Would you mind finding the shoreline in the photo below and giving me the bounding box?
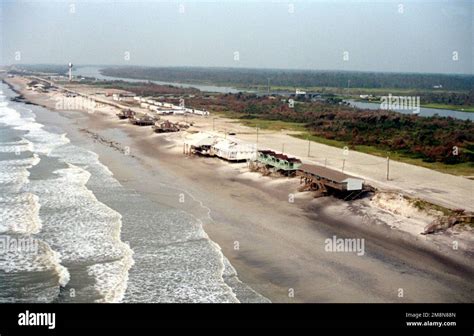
[3,76,473,302]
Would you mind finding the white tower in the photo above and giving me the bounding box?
[68,62,73,81]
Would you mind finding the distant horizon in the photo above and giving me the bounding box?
[5,63,474,77]
[2,1,472,75]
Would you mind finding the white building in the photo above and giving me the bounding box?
[156,109,175,115]
[185,108,210,116]
[211,138,257,161]
[184,132,255,161]
[184,132,217,155]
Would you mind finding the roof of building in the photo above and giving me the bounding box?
[104,89,135,96]
[298,164,363,183]
[258,150,302,163]
[184,132,216,147]
[213,138,256,152]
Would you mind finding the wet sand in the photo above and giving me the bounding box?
[3,76,474,302]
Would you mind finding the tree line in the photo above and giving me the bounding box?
[101,66,474,91]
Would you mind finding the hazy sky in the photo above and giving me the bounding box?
[1,0,472,74]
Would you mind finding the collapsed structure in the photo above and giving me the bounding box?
[129,114,157,126]
[116,109,135,119]
[153,120,181,133]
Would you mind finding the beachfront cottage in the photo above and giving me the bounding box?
[257,150,302,173]
[129,114,157,126]
[183,133,216,156]
[156,109,175,115]
[153,120,180,133]
[171,107,186,115]
[183,133,256,161]
[211,139,257,161]
[185,108,210,116]
[104,89,135,100]
[116,109,135,119]
[297,164,365,198]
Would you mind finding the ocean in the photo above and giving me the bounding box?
[0,82,267,303]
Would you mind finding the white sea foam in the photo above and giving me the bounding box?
[87,253,134,303]
[0,88,132,302]
[0,193,42,234]
[0,237,70,286]
[0,85,263,303]
[0,104,70,155]
[0,93,70,297]
[25,161,134,302]
[30,164,131,260]
[0,156,38,190]
[0,138,34,153]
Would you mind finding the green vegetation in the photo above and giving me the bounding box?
[101,66,474,110]
[219,113,307,133]
[84,79,200,95]
[421,104,474,113]
[214,112,474,176]
[408,197,457,216]
[193,93,474,176]
[102,66,474,91]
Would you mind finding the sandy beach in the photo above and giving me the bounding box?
[3,75,473,303]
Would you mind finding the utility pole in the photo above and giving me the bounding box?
[307,136,311,157]
[256,127,259,148]
[68,62,73,81]
[386,156,390,180]
[342,159,345,172]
